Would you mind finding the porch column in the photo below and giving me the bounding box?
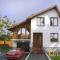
[12,41,17,48]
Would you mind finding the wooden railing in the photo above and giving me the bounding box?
[18,34,30,39]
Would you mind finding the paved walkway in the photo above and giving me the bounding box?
[27,53,48,60]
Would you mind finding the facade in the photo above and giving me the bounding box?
[8,5,60,53]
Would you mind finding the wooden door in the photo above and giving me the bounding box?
[32,33,43,53]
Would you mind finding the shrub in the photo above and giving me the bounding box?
[0,44,12,53]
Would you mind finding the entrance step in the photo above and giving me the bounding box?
[32,47,44,54]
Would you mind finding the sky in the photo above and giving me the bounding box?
[0,0,60,23]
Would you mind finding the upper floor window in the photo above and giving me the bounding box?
[37,17,45,26]
[50,17,58,26]
[50,33,58,42]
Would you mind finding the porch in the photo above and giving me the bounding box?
[8,20,31,52]
[10,20,31,39]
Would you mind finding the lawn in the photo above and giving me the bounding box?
[51,56,60,60]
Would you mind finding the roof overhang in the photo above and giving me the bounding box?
[8,19,31,31]
[8,5,60,31]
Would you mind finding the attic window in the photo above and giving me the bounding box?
[37,17,45,26]
[50,17,58,26]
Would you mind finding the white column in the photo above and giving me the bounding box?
[12,41,17,48]
[30,33,33,51]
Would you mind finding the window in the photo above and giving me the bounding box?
[37,17,45,26]
[50,33,58,42]
[50,17,58,26]
[18,28,30,39]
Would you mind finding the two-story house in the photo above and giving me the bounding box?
[8,5,60,53]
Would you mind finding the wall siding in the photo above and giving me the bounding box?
[31,9,60,48]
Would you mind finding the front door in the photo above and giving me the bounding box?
[32,33,43,53]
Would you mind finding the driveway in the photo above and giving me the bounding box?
[0,53,28,60]
[0,54,7,60]
[27,53,49,60]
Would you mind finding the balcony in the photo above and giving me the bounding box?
[11,27,31,40]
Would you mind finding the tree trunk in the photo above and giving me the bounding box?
[4,41,6,45]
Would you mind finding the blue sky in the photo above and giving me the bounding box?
[0,0,60,23]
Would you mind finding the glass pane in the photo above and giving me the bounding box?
[26,29,29,39]
[51,18,54,20]
[40,18,44,23]
[54,18,57,26]
[50,17,58,26]
[40,22,44,26]
[40,18,44,26]
[22,28,25,35]
[18,29,21,34]
[50,33,58,42]
[51,18,54,25]
[50,19,54,26]
[54,34,57,38]
[37,17,44,26]
[26,30,29,35]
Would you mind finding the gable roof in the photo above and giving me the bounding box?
[27,5,60,19]
[8,5,60,31]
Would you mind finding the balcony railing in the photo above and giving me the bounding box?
[18,34,30,39]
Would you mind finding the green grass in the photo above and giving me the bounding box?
[51,56,60,60]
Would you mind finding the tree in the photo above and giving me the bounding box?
[0,16,11,45]
[3,16,11,28]
[12,20,16,26]
[0,34,10,44]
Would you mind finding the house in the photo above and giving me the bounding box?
[8,5,60,53]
